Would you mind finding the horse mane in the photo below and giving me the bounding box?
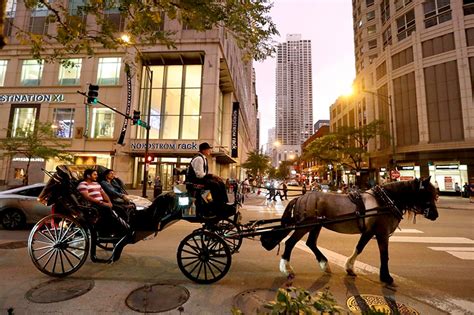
[381,179,420,212]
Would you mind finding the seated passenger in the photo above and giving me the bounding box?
[78,168,130,235]
[187,142,230,212]
[100,169,130,204]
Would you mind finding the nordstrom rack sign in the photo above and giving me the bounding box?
[0,94,65,103]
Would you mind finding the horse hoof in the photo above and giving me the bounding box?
[346,269,357,277]
[319,261,331,273]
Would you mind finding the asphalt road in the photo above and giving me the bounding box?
[0,193,472,314]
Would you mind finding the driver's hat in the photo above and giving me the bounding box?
[199,142,213,151]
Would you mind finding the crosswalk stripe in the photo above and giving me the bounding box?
[445,251,474,260]
[390,236,474,244]
[428,247,474,251]
[393,228,424,233]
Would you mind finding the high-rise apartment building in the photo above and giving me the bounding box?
[330,0,474,191]
[275,34,313,146]
[0,3,257,189]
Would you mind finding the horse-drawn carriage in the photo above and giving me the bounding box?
[28,165,439,285]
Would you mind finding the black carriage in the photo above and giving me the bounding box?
[28,165,242,284]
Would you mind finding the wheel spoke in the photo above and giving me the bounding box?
[181,248,201,256]
[52,250,59,273]
[182,258,201,268]
[41,249,56,271]
[58,249,66,274]
[35,246,55,260]
[64,248,84,261]
[33,244,54,251]
[62,249,76,269]
[58,219,73,243]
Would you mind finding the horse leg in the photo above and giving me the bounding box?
[305,226,331,273]
[280,228,309,277]
[345,231,374,277]
[376,234,393,284]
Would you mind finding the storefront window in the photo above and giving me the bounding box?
[58,58,82,85]
[11,106,38,137]
[0,60,7,86]
[97,57,121,85]
[14,168,25,179]
[21,59,43,86]
[139,64,202,140]
[90,108,114,138]
[53,108,75,138]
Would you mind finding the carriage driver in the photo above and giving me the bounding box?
[187,142,229,209]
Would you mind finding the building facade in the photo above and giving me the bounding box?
[330,0,474,191]
[0,1,258,190]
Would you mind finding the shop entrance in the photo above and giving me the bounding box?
[136,157,192,191]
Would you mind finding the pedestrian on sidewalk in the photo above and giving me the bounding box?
[153,176,162,198]
[455,182,461,196]
[462,182,469,198]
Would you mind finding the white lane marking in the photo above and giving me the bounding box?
[393,228,423,233]
[390,236,474,244]
[293,241,472,314]
[428,247,474,252]
[428,247,474,260]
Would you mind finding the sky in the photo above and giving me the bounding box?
[255,0,355,146]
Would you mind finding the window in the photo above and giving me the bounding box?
[4,0,16,37]
[139,64,202,140]
[380,0,390,24]
[90,108,114,138]
[0,60,7,86]
[393,72,419,146]
[10,105,39,138]
[465,0,474,15]
[424,0,451,28]
[53,108,75,138]
[29,4,49,34]
[376,61,387,80]
[68,0,87,28]
[366,0,374,7]
[422,33,454,57]
[382,27,392,48]
[367,10,375,21]
[97,57,121,85]
[104,5,125,32]
[368,39,377,49]
[392,46,414,69]
[395,0,413,11]
[58,58,82,85]
[21,59,43,86]
[367,25,376,35]
[397,9,416,41]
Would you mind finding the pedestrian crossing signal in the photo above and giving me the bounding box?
[87,84,99,104]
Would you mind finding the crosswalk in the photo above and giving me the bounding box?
[242,200,474,261]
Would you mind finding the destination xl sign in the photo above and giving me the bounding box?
[0,94,65,103]
[130,141,198,151]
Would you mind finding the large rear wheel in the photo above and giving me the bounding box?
[177,230,231,284]
[28,214,89,277]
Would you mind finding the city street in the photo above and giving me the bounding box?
[0,193,473,314]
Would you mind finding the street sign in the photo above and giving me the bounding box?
[390,170,400,179]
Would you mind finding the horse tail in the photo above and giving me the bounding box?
[260,197,298,251]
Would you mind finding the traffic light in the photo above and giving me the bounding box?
[146,155,153,163]
[132,110,140,125]
[87,84,99,104]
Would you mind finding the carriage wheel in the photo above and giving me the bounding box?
[28,214,89,277]
[213,219,242,254]
[177,230,231,284]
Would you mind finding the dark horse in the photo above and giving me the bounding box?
[260,178,439,284]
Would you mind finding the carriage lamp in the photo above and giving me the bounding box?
[178,196,190,206]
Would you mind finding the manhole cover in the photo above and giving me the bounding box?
[126,284,189,313]
[25,279,94,303]
[233,288,278,314]
[0,241,28,249]
[347,294,420,314]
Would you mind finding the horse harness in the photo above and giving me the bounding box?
[348,185,404,232]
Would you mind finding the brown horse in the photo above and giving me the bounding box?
[260,178,439,284]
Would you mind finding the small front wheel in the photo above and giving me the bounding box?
[212,219,242,254]
[177,230,231,284]
[28,214,89,277]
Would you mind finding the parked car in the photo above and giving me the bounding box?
[0,183,51,229]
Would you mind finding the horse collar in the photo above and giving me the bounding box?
[373,186,404,220]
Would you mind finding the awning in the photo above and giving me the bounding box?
[212,152,237,164]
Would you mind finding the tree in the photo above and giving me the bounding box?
[3,0,278,64]
[304,120,388,186]
[0,122,73,185]
[241,150,271,178]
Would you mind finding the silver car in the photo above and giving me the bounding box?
[0,183,51,229]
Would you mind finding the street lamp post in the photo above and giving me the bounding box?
[363,90,397,175]
[142,65,153,198]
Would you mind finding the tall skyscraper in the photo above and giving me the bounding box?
[275,34,313,146]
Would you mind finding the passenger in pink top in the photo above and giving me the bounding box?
[78,169,113,208]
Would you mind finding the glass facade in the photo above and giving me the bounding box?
[97,57,121,85]
[53,108,75,138]
[21,59,43,86]
[0,60,7,86]
[11,106,38,138]
[139,64,202,140]
[58,58,82,85]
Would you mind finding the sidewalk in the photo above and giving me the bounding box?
[437,195,474,210]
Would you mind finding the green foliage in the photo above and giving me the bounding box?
[0,122,73,185]
[12,0,278,63]
[304,120,388,172]
[241,150,271,178]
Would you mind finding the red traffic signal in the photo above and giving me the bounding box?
[146,155,153,163]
